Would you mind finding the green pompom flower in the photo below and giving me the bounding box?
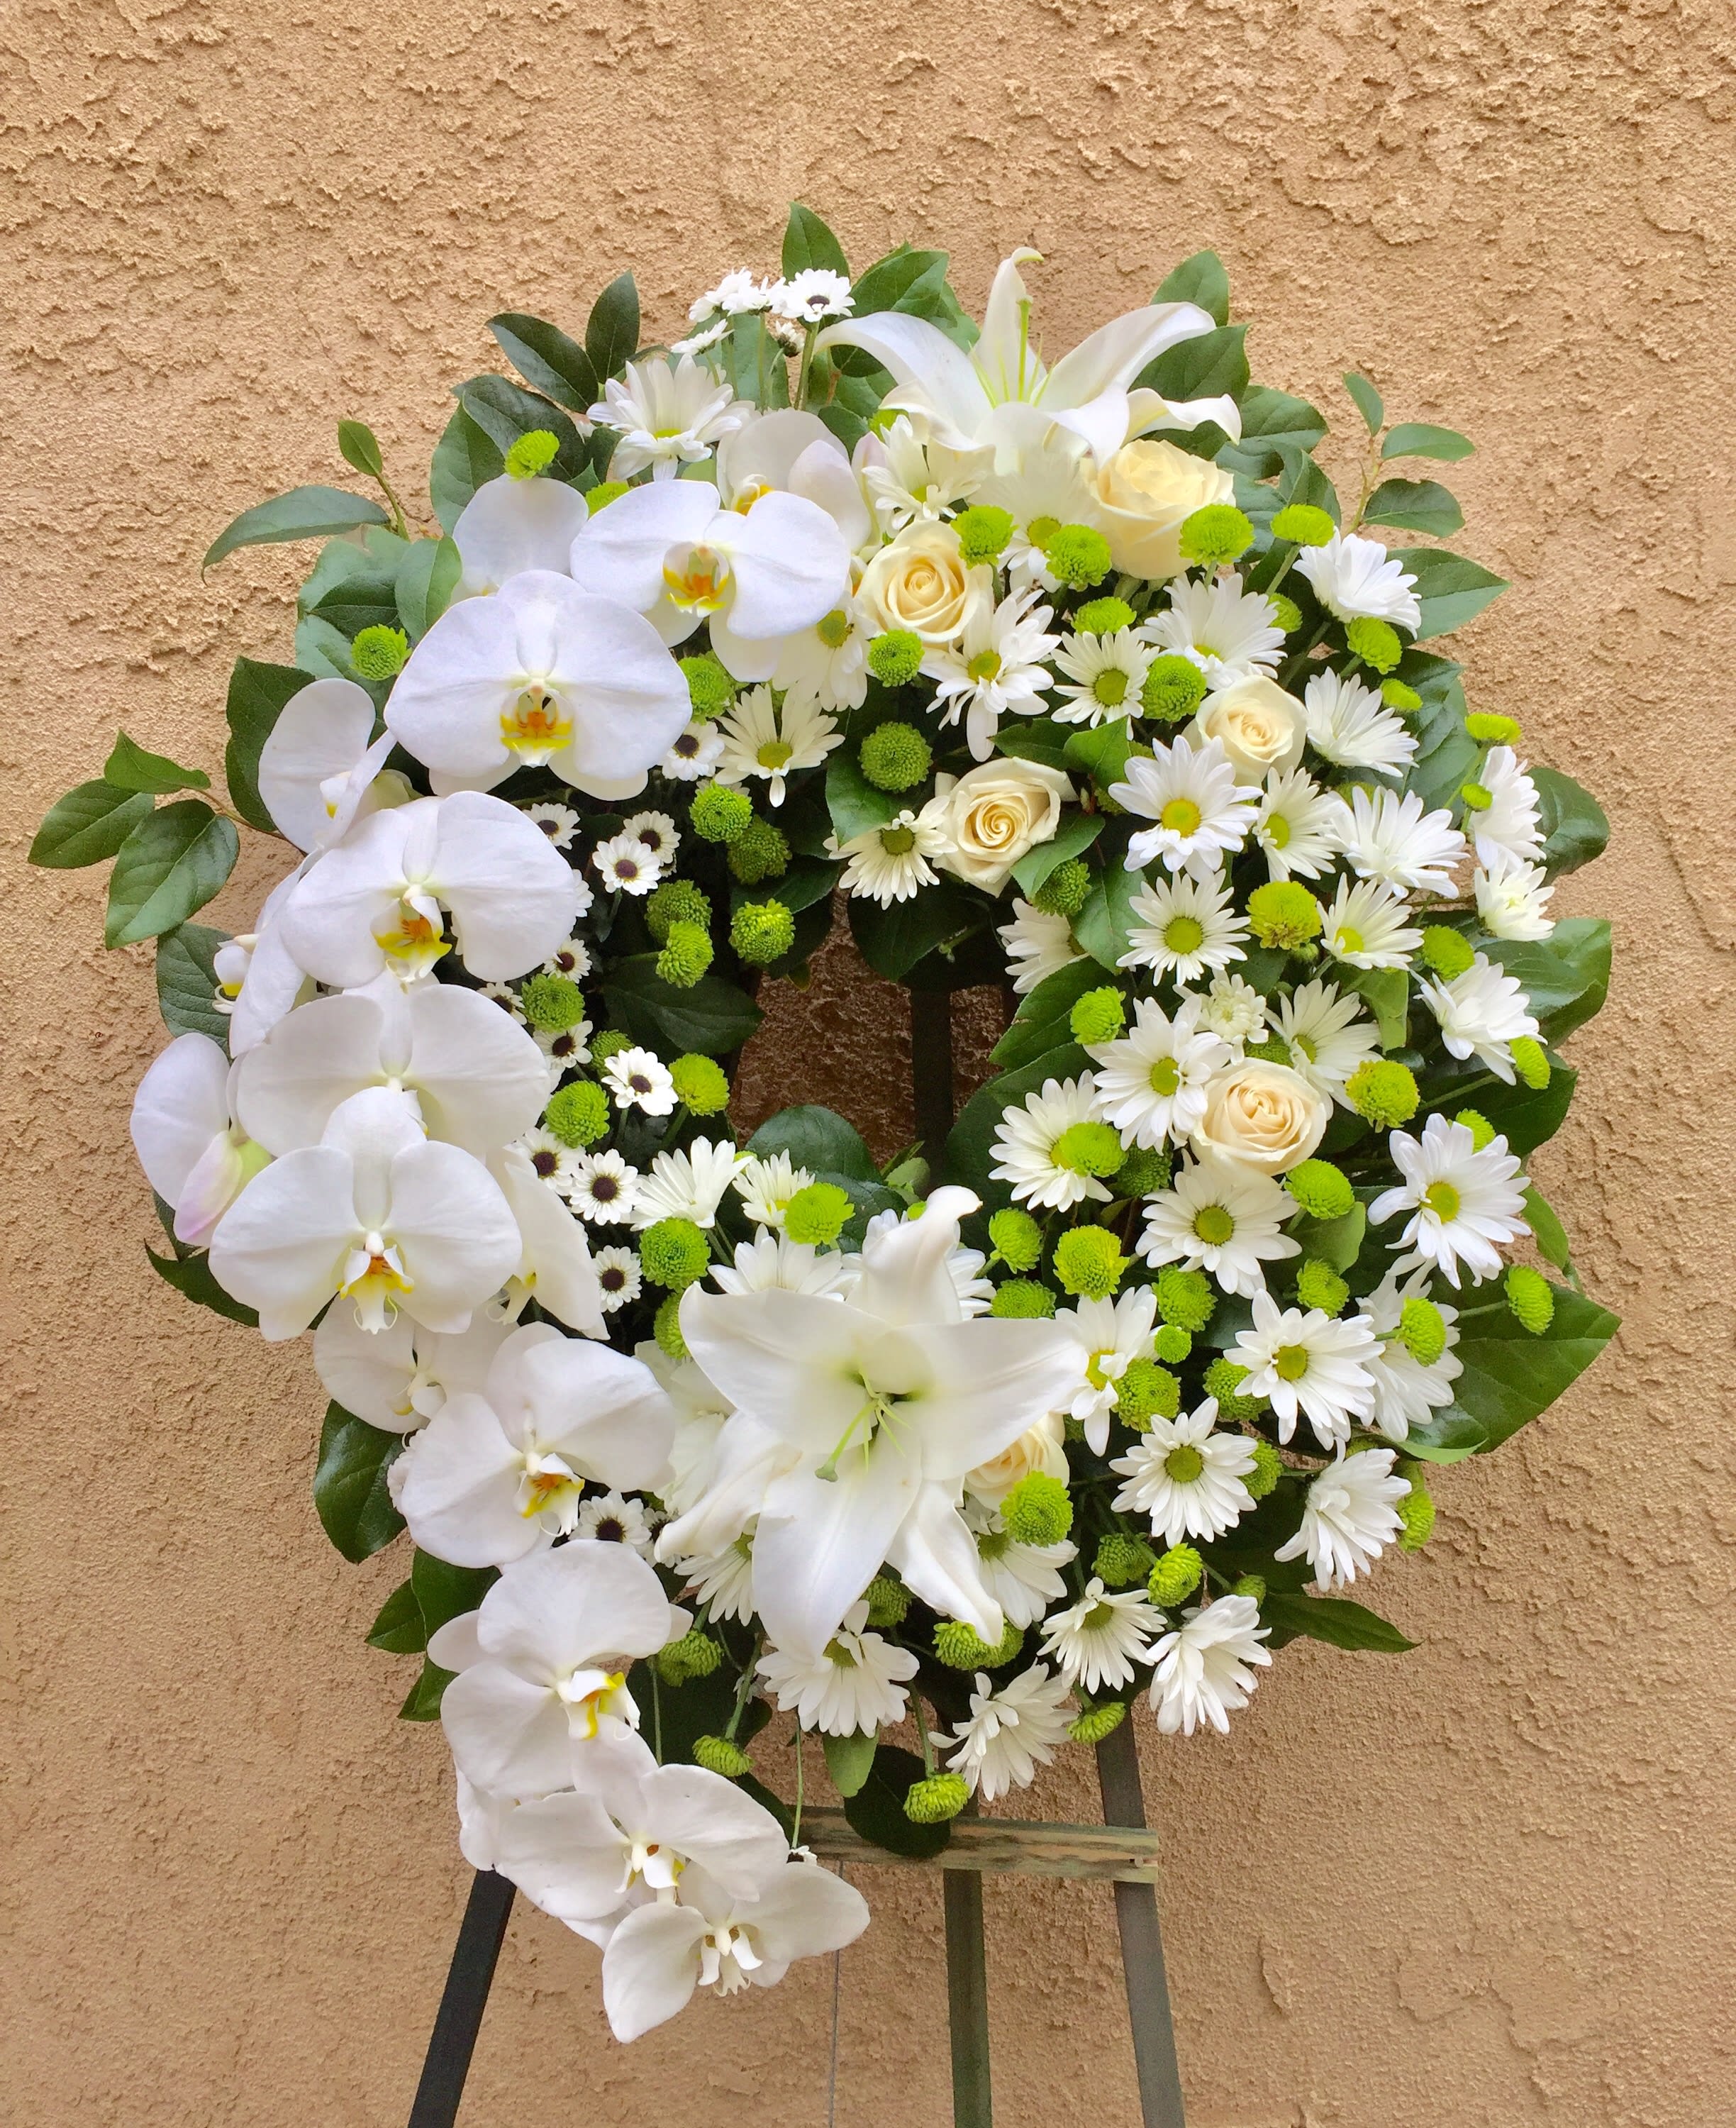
[646,877,713,943]
[679,653,736,721]
[1043,523,1113,589]
[866,628,924,685]
[1381,677,1422,713]
[1454,1108,1496,1151]
[1069,985,1128,1043]
[1243,1439,1282,1500]
[1067,1700,1127,1745]
[1465,711,1522,744]
[933,1617,1024,1670]
[990,1278,1057,1319]
[655,1629,723,1684]
[988,1209,1043,1273]
[656,920,714,990]
[1073,595,1136,636]
[1345,616,1403,672]
[589,1029,633,1064]
[865,1575,911,1629]
[542,1080,610,1148]
[784,1181,852,1246]
[726,816,790,884]
[1420,925,1476,979]
[1296,1258,1350,1317]
[1052,1225,1128,1299]
[1140,653,1208,724]
[1232,1573,1267,1602]
[1032,857,1091,914]
[640,1217,711,1291]
[350,624,409,680]
[1248,880,1323,950]
[1345,1058,1420,1128]
[1269,502,1335,547]
[952,504,1014,566]
[1510,1036,1550,1090]
[504,428,561,480]
[1267,592,1303,634]
[693,1734,752,1777]
[1052,1121,1125,1179]
[859,721,933,792]
[1505,1264,1554,1334]
[905,1773,971,1824]
[1283,1159,1354,1219]
[690,783,753,843]
[1459,780,1493,813]
[1000,1472,1073,1546]
[585,480,630,514]
[1094,1532,1156,1588]
[1152,1323,1191,1365]
[1146,1542,1203,1607]
[730,899,795,965]
[1398,1296,1448,1365]
[1113,1357,1182,1427]
[669,1053,730,1115]
[653,1293,689,1361]
[1179,503,1254,569]
[1113,1145,1172,1198]
[1154,1264,1215,1332]
[1396,1483,1436,1552]
[519,972,587,1032]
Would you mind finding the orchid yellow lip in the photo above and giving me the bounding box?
[501,685,573,764]
[661,542,731,613]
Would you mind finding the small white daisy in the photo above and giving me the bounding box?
[859,414,981,535]
[623,809,680,865]
[631,1136,747,1229]
[1469,746,1545,869]
[998,897,1088,995]
[689,269,773,320]
[709,1229,853,1298]
[1112,1398,1259,1547]
[479,979,526,1023]
[1230,1290,1380,1448]
[1147,1595,1272,1735]
[660,719,727,782]
[1254,766,1351,881]
[1323,875,1424,970]
[989,1073,1115,1213]
[757,1602,918,1735]
[1303,670,1418,774]
[602,1045,677,1116]
[533,1022,593,1077]
[1293,531,1421,629]
[1120,870,1251,985]
[514,1126,581,1197]
[1051,627,1154,728]
[669,316,730,358]
[594,831,663,897]
[733,1150,816,1228]
[1196,972,1269,1046]
[769,267,855,323]
[677,1534,757,1624]
[935,1666,1074,1802]
[574,1490,657,1556]
[968,1503,1077,1629]
[1339,785,1465,899]
[523,801,579,850]
[541,936,593,982]
[1272,979,1381,1102]
[1138,1156,1301,1298]
[1056,1287,1160,1448]
[1276,1449,1410,1590]
[590,353,747,482]
[1369,1114,1529,1289]
[715,684,842,806]
[567,1148,641,1226]
[1111,736,1260,877]
[593,1246,642,1313]
[1418,953,1540,1082]
[1145,575,1286,686]
[1086,994,1234,1149]
[775,596,869,717]
[1040,1578,1161,1695]
[827,808,951,906]
[925,584,1060,761]
[1474,846,1556,941]
[1358,1273,1463,1442]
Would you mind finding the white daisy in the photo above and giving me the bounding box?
[968,1504,1077,1630]
[567,1148,641,1226]
[593,831,664,897]
[593,1246,642,1313]
[478,980,526,1024]
[733,1150,816,1228]
[1469,746,1545,868]
[1147,1595,1272,1736]
[945,1241,996,1318]
[827,808,950,906]
[925,584,1060,760]
[774,596,869,717]
[1418,953,1540,1082]
[1196,972,1268,1046]
[1039,1578,1161,1695]
[514,1126,582,1197]
[969,430,1100,594]
[1474,847,1555,941]
[1303,670,1418,774]
[859,414,981,535]
[1230,1290,1379,1448]
[669,316,730,358]
[1272,980,1381,1102]
[710,1229,854,1298]
[1254,766,1351,881]
[1145,575,1285,686]
[689,269,773,320]
[623,809,680,866]
[1120,871,1251,985]
[1111,736,1260,877]
[1138,1156,1301,1298]
[1357,1273,1463,1442]
[1056,1288,1159,1449]
[1339,784,1465,898]
[541,936,593,981]
[632,1136,747,1229]
[602,1045,677,1116]
[715,684,842,805]
[989,1073,1115,1213]
[1112,1398,1259,1547]
[935,1666,1074,1802]
[1369,1114,1529,1289]
[573,1490,657,1557]
[590,354,748,482]
[1086,994,1234,1148]
[769,267,855,324]
[1323,875,1424,970]
[1293,531,1421,629]
[660,719,727,782]
[1051,628,1154,728]
[999,897,1087,995]
[677,1534,757,1624]
[1275,1449,1410,1590]
[523,801,579,850]
[757,1602,918,1734]
[534,1019,593,1075]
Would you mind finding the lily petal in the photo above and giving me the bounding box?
[1042,299,1215,409]
[753,1429,921,1656]
[815,311,993,447]
[885,1483,1003,1644]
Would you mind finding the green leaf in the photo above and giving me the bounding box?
[1382,422,1474,463]
[748,855,840,918]
[337,419,384,480]
[1142,323,1249,406]
[399,1659,457,1722]
[412,1548,497,1636]
[105,802,239,948]
[313,1404,405,1563]
[782,202,850,279]
[1398,1410,1489,1463]
[1062,718,1135,789]
[1467,1060,1576,1156]
[1523,1183,1573,1275]
[841,1742,950,1859]
[747,1105,879,1183]
[224,657,313,835]
[728,314,791,410]
[848,883,986,982]
[1362,478,1463,538]
[366,1580,428,1655]
[1215,387,1328,480]
[457,374,587,482]
[1403,679,1479,813]
[1154,250,1230,328]
[1072,860,1144,972]
[1275,452,1341,523]
[602,957,764,1058]
[294,614,360,684]
[1342,371,1384,435]
[308,567,399,640]
[103,731,211,795]
[155,923,230,1043]
[822,1728,879,1799]
[1484,919,1610,1043]
[145,1243,258,1326]
[991,958,1107,1070]
[944,1041,1093,1199]
[395,536,464,643]
[1389,548,1508,639]
[586,272,641,382]
[825,746,899,842]
[1441,1281,1620,1449]
[630,1656,773,1773]
[1338,966,1410,1050]
[1011,809,1105,897]
[29,780,155,869]
[429,406,506,534]
[1263,1591,1418,1653]
[991,720,1073,770]
[1530,766,1609,877]
[850,245,952,318]
[204,485,389,569]
[1289,1202,1366,1273]
[487,311,600,413]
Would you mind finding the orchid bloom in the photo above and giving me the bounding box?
[207,1086,521,1341]
[394,1322,676,1566]
[130,1032,270,1248]
[384,572,690,801]
[567,479,850,684]
[257,677,402,853]
[667,1187,1086,1655]
[216,865,316,1055]
[438,1541,681,1800]
[450,472,589,596]
[490,1148,606,1335]
[312,1308,510,1431]
[816,248,1228,468]
[234,982,548,1161]
[280,791,580,989]
[714,410,874,553]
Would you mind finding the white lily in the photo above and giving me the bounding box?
[491,1147,606,1335]
[207,1085,521,1341]
[667,1187,1084,1655]
[257,677,401,853]
[312,1308,509,1431]
[130,1032,269,1248]
[384,571,690,801]
[394,1322,674,1565]
[451,472,590,594]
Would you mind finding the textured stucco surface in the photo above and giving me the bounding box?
[4,1,1735,2121]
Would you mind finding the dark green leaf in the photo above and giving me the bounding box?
[944,1041,1093,1199]
[204,485,389,569]
[29,780,155,869]
[782,202,850,279]
[1342,371,1384,435]
[748,855,840,918]
[313,1404,405,1563]
[395,537,464,643]
[850,245,952,317]
[1062,718,1135,789]
[1010,809,1105,897]
[728,314,791,410]
[487,311,601,412]
[1403,680,1479,813]
[602,957,764,1058]
[1382,422,1474,463]
[1215,387,1328,480]
[1142,323,1249,406]
[841,1742,950,1859]
[1530,766,1610,877]
[1523,1183,1573,1274]
[1484,919,1610,1043]
[822,1728,878,1799]
[586,272,641,382]
[848,884,986,982]
[367,1580,428,1655]
[1289,1202,1366,1273]
[309,567,400,640]
[991,958,1108,1070]
[103,731,211,795]
[1390,548,1508,638]
[429,406,506,534]
[225,657,313,835]
[411,1548,497,1635]
[337,419,384,480]
[457,375,587,482]
[105,802,239,948]
[1465,1060,1576,1156]
[825,746,899,842]
[747,1104,879,1183]
[1072,859,1144,972]
[991,720,1073,770]
[1338,966,1410,1050]
[1275,453,1341,523]
[294,614,361,685]
[1440,1281,1620,1448]
[1399,1409,1489,1463]
[1263,1592,1417,1653]
[1154,251,1230,327]
[155,923,230,1043]
[145,1243,258,1326]
[399,1659,456,1721]
[1362,477,1463,538]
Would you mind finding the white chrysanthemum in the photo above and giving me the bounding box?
[989,1073,1115,1213]
[1196,972,1268,1046]
[533,1017,592,1076]
[1272,980,1381,1102]
[1147,1594,1272,1736]
[1418,953,1540,1081]
[479,980,526,1024]
[1293,531,1421,629]
[935,1666,1074,1802]
[631,1136,747,1229]
[677,1534,757,1624]
[591,354,748,482]
[757,1602,918,1734]
[660,719,727,782]
[542,934,593,980]
[1056,1288,1159,1448]
[1474,846,1556,941]
[1111,736,1260,877]
[925,584,1060,760]
[514,1126,582,1197]
[946,1241,996,1318]
[776,604,869,719]
[1145,575,1285,686]
[771,268,855,323]
[715,684,842,806]
[1039,1578,1160,1695]
[669,316,730,358]
[1051,628,1154,728]
[733,1151,816,1228]
[1254,766,1350,882]
[1303,670,1417,774]
[1230,1290,1379,1448]
[1339,785,1466,898]
[1358,1273,1462,1441]
[709,1229,854,1298]
[525,802,579,851]
[1112,1398,1259,1547]
[998,897,1088,995]
[573,1490,657,1557]
[689,269,774,321]
[1323,875,1423,970]
[593,830,664,897]
[968,1504,1077,1629]
[1469,746,1544,868]
[1120,871,1251,984]
[1086,994,1233,1149]
[859,414,981,534]
[1138,1156,1301,1298]
[603,1046,677,1116]
[1369,1114,1529,1288]
[828,808,950,906]
[568,1148,640,1226]
[623,809,680,864]
[1276,1449,1410,1590]
[593,1246,642,1313]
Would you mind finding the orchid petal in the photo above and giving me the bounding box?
[130,1032,231,1205]
[172,1127,261,1248]
[567,480,720,613]
[430,792,582,979]
[234,992,391,1153]
[429,1609,484,1673]
[381,1139,522,1333]
[638,1765,790,1897]
[600,1902,708,2041]
[396,1390,540,1566]
[716,491,850,640]
[279,804,416,990]
[744,1858,870,1964]
[703,609,781,684]
[398,983,549,1157]
[440,1661,574,1800]
[257,678,382,852]
[494,1788,635,1922]
[226,865,315,1055]
[789,439,874,551]
[715,410,836,501]
[516,1335,677,1492]
[452,473,589,594]
[206,1147,356,1340]
[474,1541,673,1676]
[493,1150,605,1336]
[311,1306,421,1427]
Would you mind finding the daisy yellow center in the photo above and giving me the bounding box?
[1274,1343,1311,1382]
[818,608,852,648]
[1423,1180,1462,1221]
[757,738,794,770]
[967,648,1003,683]
[1193,1204,1235,1245]
[1085,1350,1115,1390]
[1160,797,1202,836]
[881,824,917,855]
[1266,813,1291,848]
[823,1638,859,1670]
[1163,915,1206,954]
[978,1529,1011,1561]
[1164,1444,1205,1483]
[501,685,572,763]
[662,542,732,611]
[1093,667,1129,706]
[1293,1031,1317,1061]
[1335,924,1365,953]
[1083,1601,1118,1631]
[1149,1056,1181,1096]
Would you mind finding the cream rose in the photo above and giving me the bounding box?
[1090,438,1234,581]
[930,759,1076,894]
[857,522,979,648]
[1191,675,1306,780]
[1191,1062,1329,1175]
[966,1409,1069,1507]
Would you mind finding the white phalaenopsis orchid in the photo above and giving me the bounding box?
[130,1032,269,1248]
[234,982,548,1160]
[384,571,690,801]
[394,1322,676,1565]
[567,479,850,683]
[438,1540,680,1800]
[817,248,1225,467]
[207,1086,521,1341]
[714,409,874,553]
[257,677,404,853]
[281,791,580,987]
[216,865,316,1055]
[666,1188,1085,1655]
[490,1148,606,1335]
[451,473,590,595]
[312,1307,509,1431]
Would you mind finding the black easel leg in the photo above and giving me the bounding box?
[1096,1722,1187,2128]
[910,990,955,1169]
[408,1869,516,2128]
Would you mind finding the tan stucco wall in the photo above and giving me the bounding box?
[5,2,1734,2121]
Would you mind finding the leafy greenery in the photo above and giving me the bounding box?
[105,802,238,948]
[313,1404,405,1563]
[29,780,155,869]
[204,485,389,569]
